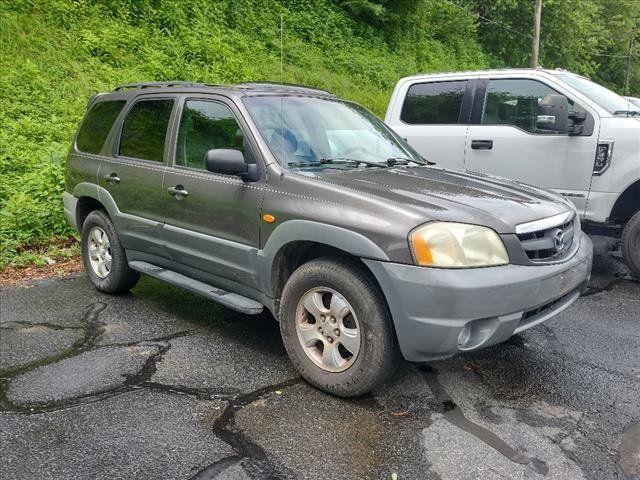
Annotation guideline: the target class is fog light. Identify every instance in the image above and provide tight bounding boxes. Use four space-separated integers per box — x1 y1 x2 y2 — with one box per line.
457 318 502 351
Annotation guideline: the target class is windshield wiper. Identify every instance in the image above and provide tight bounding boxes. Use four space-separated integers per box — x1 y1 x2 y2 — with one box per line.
287 159 337 168
386 157 428 166
612 110 640 117
319 157 389 168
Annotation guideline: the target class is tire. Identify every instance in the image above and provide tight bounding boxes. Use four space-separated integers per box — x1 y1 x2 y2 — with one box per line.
279 257 400 397
81 209 140 293
622 210 640 279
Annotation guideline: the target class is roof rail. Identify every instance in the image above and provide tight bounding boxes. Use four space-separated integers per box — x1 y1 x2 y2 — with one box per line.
113 81 218 91
235 82 333 95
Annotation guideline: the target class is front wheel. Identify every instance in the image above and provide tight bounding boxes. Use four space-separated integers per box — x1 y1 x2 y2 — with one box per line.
622 210 640 279
279 257 399 397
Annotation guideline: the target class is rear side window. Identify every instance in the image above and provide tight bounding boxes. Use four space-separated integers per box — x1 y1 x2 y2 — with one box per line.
400 81 467 124
119 99 174 162
76 100 126 154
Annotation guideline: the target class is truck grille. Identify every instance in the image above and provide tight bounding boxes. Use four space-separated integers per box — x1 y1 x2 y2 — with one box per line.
517 217 575 262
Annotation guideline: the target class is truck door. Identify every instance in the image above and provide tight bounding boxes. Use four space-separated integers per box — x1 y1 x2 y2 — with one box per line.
387 80 472 170
464 78 597 214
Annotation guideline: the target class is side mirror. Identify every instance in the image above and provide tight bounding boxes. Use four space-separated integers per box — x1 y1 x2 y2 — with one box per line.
537 94 569 133
204 149 259 181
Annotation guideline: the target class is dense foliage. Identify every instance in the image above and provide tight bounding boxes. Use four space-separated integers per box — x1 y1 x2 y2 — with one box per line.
0 0 637 267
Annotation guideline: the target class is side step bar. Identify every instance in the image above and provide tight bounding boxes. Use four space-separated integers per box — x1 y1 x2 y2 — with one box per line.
128 261 264 315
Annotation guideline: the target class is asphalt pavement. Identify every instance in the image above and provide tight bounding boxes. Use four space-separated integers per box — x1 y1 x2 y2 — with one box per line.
1 243 638 480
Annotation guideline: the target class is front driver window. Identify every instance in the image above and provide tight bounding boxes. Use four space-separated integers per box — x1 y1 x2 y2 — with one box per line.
176 100 245 171
482 79 573 133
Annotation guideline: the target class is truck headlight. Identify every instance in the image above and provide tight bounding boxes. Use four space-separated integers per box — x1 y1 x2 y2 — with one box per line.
409 222 509 268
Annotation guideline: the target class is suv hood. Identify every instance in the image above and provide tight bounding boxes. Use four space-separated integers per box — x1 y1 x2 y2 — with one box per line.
314 166 572 233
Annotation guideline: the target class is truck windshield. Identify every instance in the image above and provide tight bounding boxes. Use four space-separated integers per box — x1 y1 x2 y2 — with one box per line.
556 73 640 116
243 95 425 170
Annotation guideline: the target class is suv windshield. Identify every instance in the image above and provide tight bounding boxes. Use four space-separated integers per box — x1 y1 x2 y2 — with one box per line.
556 73 640 116
243 95 424 170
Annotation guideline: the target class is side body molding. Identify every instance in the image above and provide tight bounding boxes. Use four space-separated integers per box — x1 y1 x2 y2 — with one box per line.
258 219 390 296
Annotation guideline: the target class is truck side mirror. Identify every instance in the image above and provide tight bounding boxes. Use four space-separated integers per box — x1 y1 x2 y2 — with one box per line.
537 94 569 134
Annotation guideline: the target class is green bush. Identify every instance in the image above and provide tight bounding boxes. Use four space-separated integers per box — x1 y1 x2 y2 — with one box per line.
0 0 487 267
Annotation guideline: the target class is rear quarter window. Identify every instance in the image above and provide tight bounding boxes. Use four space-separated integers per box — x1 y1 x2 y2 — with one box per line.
400 81 467 124
76 100 126 154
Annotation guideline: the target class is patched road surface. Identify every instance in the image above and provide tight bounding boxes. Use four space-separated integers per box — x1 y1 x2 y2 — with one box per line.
1 247 639 479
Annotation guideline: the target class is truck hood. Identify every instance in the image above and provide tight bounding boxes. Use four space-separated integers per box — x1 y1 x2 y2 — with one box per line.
314 166 573 233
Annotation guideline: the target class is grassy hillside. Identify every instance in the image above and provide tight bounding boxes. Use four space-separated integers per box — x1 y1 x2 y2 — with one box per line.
0 0 489 267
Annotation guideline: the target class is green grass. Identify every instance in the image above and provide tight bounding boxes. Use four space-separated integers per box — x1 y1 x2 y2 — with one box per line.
0 0 486 268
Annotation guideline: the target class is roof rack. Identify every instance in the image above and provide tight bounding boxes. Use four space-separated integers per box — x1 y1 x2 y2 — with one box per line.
113 81 218 91
234 82 333 95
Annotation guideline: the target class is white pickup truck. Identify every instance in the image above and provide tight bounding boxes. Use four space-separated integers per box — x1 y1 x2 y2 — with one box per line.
386 68 640 277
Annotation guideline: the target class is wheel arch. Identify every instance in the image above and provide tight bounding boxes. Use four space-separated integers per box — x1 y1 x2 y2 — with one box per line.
609 180 640 225
259 220 390 300
72 183 119 229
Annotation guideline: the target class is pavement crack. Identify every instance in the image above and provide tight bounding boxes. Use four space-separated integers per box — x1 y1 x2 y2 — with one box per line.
99 330 198 348
0 301 107 409
420 365 550 476
204 377 303 479
124 342 171 386
0 321 83 331
142 382 239 401
189 455 243 479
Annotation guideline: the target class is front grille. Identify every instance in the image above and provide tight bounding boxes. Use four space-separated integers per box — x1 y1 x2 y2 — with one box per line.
517 218 575 262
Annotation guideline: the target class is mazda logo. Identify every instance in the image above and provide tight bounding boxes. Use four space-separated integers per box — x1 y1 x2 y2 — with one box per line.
552 228 567 252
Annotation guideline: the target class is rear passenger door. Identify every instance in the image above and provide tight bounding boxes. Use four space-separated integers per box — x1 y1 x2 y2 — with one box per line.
98 97 175 255
387 80 472 170
161 96 264 288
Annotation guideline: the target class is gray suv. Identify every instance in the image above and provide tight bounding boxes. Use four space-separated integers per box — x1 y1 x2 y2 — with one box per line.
64 81 593 396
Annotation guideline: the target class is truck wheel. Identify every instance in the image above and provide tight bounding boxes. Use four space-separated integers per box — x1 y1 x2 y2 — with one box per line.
279 257 399 397
622 210 640 279
81 210 140 293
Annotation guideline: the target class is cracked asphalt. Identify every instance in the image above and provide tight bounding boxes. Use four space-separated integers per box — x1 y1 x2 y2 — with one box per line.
1 242 639 480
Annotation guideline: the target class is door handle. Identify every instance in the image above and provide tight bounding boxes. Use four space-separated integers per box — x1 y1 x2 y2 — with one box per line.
471 140 493 150
167 185 189 198
104 173 120 184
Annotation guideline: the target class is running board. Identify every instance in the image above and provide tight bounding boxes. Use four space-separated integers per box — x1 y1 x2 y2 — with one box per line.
128 261 264 315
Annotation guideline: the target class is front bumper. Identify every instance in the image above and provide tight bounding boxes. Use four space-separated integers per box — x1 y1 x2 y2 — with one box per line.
363 233 593 362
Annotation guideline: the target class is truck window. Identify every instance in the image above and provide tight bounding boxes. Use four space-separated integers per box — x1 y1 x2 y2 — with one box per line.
482 79 569 133
119 99 174 162
400 81 467 125
76 100 126 154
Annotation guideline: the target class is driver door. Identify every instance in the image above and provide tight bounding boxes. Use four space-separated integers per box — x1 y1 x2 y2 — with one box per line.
161 96 265 288
464 78 597 214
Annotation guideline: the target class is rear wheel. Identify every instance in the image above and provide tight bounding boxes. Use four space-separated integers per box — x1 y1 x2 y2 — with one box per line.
279 257 399 397
81 210 140 293
621 210 640 279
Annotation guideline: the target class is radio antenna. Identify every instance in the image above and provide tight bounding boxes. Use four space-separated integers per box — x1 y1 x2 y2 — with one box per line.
279 13 285 174
280 13 284 86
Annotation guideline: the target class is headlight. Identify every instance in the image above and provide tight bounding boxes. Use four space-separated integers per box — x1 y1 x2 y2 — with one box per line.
409 222 509 268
